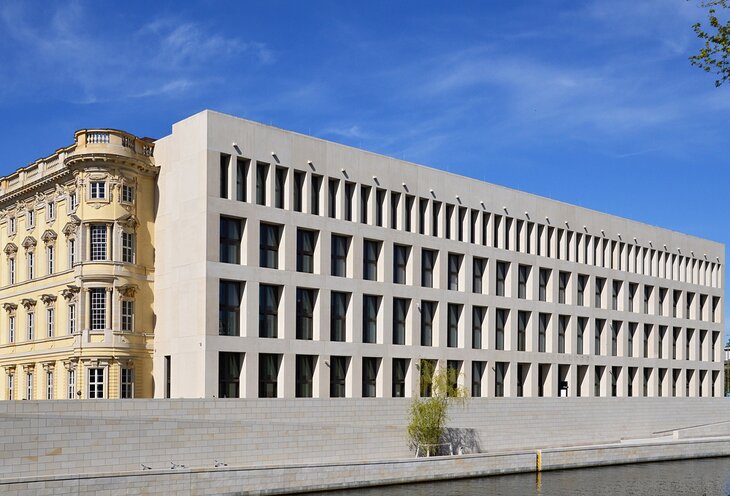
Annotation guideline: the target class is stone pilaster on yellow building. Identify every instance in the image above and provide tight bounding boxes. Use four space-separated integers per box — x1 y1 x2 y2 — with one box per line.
0 129 157 400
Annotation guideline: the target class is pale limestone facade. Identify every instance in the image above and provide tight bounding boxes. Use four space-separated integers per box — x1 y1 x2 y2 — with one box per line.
0 130 157 400
152 110 725 400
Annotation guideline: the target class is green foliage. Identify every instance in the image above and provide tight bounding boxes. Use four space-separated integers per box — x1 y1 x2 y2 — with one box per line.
689 0 730 87
406 360 469 455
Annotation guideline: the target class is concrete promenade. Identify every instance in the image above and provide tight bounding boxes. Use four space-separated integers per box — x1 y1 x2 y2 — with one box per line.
1 398 729 494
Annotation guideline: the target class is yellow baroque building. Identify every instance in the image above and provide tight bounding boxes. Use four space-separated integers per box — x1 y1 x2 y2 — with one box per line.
0 129 157 400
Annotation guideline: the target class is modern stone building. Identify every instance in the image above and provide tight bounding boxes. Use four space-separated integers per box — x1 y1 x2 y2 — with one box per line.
0 130 157 399
0 110 725 400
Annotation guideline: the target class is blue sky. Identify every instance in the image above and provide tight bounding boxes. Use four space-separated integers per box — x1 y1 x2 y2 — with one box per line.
0 1 728 336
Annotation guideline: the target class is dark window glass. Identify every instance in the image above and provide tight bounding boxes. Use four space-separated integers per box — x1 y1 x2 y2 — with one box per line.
539 313 549 352
496 261 508 296
392 358 408 397
256 162 268 206
495 362 506 397
295 355 316 397
275 167 286 209
472 257 486 293
472 306 486 349
293 171 305 212
344 182 354 221
518 265 529 299
258 284 280 338
421 301 435 346
220 217 242 264
496 308 507 350
448 253 461 291
296 288 316 340
375 189 385 226
218 352 242 398
393 245 409 284
330 356 348 397
393 298 408 345
236 158 248 202
472 361 485 397
258 353 280 398
447 303 461 348
518 310 529 352
539 268 550 302
363 295 379 343
360 186 371 224
331 235 349 277
220 154 230 199
559 272 569 304
259 223 281 269
363 240 380 281
296 229 316 273
421 249 436 288
362 357 379 397
311 175 322 215
328 178 338 218
331 292 349 342
219 281 241 336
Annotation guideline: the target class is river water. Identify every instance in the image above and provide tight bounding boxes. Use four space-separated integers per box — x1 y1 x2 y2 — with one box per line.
313 457 730 496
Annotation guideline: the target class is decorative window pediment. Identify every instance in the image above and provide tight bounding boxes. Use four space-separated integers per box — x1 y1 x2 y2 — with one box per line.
40 294 57 306
20 298 36 309
116 284 139 298
115 214 138 229
41 230 58 245
21 236 37 251
61 285 80 302
2 302 17 313
4 242 17 256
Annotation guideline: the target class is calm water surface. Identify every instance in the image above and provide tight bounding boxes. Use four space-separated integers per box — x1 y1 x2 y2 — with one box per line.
314 457 730 496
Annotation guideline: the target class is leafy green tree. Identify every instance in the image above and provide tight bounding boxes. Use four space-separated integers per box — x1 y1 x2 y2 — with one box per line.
690 0 730 87
406 360 468 456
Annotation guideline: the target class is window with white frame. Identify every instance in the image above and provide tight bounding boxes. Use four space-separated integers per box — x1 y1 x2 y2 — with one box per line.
90 225 107 260
27 209 35 229
68 303 76 334
46 371 53 399
8 257 15 284
27 251 34 279
8 316 15 343
27 312 34 340
7 374 13 400
121 185 134 203
47 201 55 221
69 192 78 211
68 239 76 267
120 368 134 398
26 372 33 400
88 368 104 398
46 308 54 337
67 369 76 399
90 181 106 199
121 300 134 332
121 232 134 263
8 216 16 234
47 246 54 274
90 288 106 330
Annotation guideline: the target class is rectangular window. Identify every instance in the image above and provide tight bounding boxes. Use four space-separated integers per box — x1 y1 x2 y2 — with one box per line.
595 277 605 309
311 175 322 215
68 239 76 268
220 217 242 264
47 201 56 220
67 304 76 335
236 158 248 202
472 361 486 398
577 274 587 306
90 181 106 200
612 280 621 310
331 235 349 277
7 375 13 400
392 297 408 345
577 317 586 354
344 182 355 221
448 253 462 290
69 192 78 211
256 162 268 206
120 368 134 399
46 371 53 399
296 288 316 340
27 311 35 340
219 281 241 336
644 285 653 314
328 178 338 218
393 244 409 284
447 303 461 348
392 358 408 398
27 252 34 279
121 232 135 264
26 372 33 400
296 229 316 273
47 246 54 274
405 196 414 232
164 356 171 398
258 353 280 398
360 186 371 224
330 356 348 397
495 362 506 397
121 185 134 204
362 295 380 344
518 310 529 352
472 257 486 294
432 201 441 237
472 306 486 349
90 224 107 261
67 369 76 399
46 308 54 337
539 268 550 302
558 272 569 304
259 284 281 338
595 319 604 355
496 308 507 351
121 300 134 332
518 265 529 299
375 189 385 227
275 167 286 209
88 368 104 399
362 357 379 397
539 313 549 352
418 198 427 235
363 239 381 281
220 154 230 198
8 258 15 285
390 192 400 229
259 223 281 269
330 292 349 342
558 315 568 353
295 355 316 398
8 315 15 343
611 320 620 356
421 249 436 288
293 170 305 211
628 322 636 357
421 301 435 346
9 216 16 234
496 261 508 296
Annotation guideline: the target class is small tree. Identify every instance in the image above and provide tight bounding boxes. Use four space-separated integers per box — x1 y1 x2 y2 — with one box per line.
689 0 730 87
406 360 468 456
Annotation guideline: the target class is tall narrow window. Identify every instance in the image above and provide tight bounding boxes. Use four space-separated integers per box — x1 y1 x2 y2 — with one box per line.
362 357 379 397
8 315 15 343
558 315 568 353
518 310 529 352
595 277 605 309
538 313 549 352
344 182 354 221
27 311 34 340
392 298 408 345
47 201 56 220
219 352 242 398
296 229 316 273
421 301 435 346
496 308 507 351
328 178 338 218
47 246 54 274
495 362 506 397
9 258 15 284
295 355 316 398
393 245 409 284
26 372 33 400
421 249 436 288
404 196 414 232
447 303 461 348
121 232 135 263
577 274 587 306
448 253 462 291
121 300 134 332
330 356 348 397
275 167 286 209
219 281 241 336
220 217 242 264
256 162 268 205
46 308 54 337
391 193 400 229
360 186 371 224
220 154 230 198
331 235 349 277
120 368 134 399
612 280 621 310
90 224 107 261
375 189 385 227
577 317 586 355
259 353 280 398
259 284 281 338
27 251 34 279
392 359 408 397
363 240 381 281
67 304 76 335
88 368 104 399
595 319 604 355
330 292 349 342
611 320 619 356
296 288 316 340
539 268 550 302
67 369 75 399
558 272 569 304
496 261 508 296
7 374 13 400
259 223 281 269
293 170 304 211
418 198 427 235
472 306 486 349
236 158 248 202
68 239 76 268
518 265 530 299
90 288 106 330
362 295 380 344
311 175 322 215
472 257 486 294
